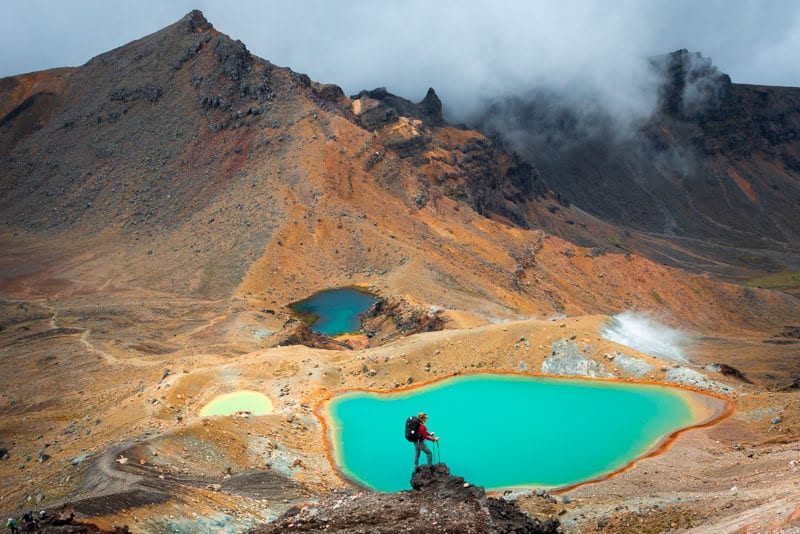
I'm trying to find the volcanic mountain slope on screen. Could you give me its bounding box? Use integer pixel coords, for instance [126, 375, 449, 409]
[0, 10, 550, 305]
[474, 50, 800, 282]
[0, 10, 799, 534]
[0, 11, 795, 332]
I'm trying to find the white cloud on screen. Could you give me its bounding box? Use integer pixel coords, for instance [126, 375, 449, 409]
[2, 0, 799, 119]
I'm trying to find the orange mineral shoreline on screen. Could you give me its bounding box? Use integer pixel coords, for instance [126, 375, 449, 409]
[313, 369, 735, 492]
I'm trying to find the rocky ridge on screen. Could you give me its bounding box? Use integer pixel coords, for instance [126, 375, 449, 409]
[473, 49, 800, 279]
[253, 464, 560, 533]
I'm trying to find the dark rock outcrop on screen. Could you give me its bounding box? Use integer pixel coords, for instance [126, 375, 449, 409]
[253, 463, 559, 533]
[712, 363, 753, 384]
[418, 87, 445, 126]
[779, 326, 800, 339]
[362, 298, 446, 342]
[650, 49, 735, 120]
[347, 85, 552, 226]
[351, 86, 445, 130]
[276, 320, 351, 350]
[7, 505, 127, 533]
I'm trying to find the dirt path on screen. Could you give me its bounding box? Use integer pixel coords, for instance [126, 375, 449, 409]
[81, 440, 145, 495]
[41, 300, 159, 367]
[47, 438, 172, 517]
[78, 328, 120, 365]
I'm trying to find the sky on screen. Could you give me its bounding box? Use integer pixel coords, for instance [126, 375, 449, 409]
[3, 1, 800, 120]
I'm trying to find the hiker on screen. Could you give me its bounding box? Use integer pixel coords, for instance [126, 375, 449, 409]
[19, 512, 33, 532]
[5, 517, 18, 534]
[409, 412, 438, 468]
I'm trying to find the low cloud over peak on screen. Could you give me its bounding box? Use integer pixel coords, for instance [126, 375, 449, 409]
[3, 1, 800, 124]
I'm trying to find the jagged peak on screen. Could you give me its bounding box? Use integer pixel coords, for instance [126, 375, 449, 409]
[419, 87, 444, 126]
[83, 7, 257, 82]
[421, 87, 441, 105]
[650, 49, 733, 119]
[155, 9, 215, 37]
[350, 86, 446, 129]
[182, 9, 213, 34]
[651, 49, 724, 81]
[82, 9, 220, 70]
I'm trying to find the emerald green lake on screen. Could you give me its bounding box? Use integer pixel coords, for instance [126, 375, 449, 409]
[325, 374, 702, 492]
[290, 288, 378, 336]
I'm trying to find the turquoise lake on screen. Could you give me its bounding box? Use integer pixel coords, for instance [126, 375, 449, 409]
[290, 288, 378, 336]
[325, 374, 699, 492]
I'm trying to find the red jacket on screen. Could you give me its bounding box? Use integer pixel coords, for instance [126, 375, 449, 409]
[418, 422, 435, 442]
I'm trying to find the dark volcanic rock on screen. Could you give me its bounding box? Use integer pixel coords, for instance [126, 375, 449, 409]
[410, 463, 474, 493]
[650, 49, 735, 120]
[11, 505, 127, 533]
[713, 363, 753, 384]
[252, 463, 558, 533]
[780, 378, 800, 391]
[418, 87, 446, 126]
[348, 85, 551, 226]
[276, 320, 351, 350]
[351, 86, 445, 130]
[362, 298, 446, 342]
[780, 326, 800, 339]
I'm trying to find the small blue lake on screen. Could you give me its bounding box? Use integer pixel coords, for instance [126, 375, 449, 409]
[289, 288, 379, 336]
[324, 374, 716, 492]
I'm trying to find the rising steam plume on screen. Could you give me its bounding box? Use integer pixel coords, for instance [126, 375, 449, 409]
[601, 312, 689, 362]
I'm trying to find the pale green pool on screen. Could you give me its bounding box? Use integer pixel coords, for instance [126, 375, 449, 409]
[324, 374, 721, 492]
[199, 391, 274, 416]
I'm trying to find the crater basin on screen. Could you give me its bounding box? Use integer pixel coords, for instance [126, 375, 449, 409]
[323, 373, 727, 492]
[289, 288, 378, 336]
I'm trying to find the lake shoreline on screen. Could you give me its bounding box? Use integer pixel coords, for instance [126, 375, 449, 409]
[317, 371, 734, 492]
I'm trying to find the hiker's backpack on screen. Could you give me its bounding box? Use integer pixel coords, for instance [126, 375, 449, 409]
[405, 415, 421, 442]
